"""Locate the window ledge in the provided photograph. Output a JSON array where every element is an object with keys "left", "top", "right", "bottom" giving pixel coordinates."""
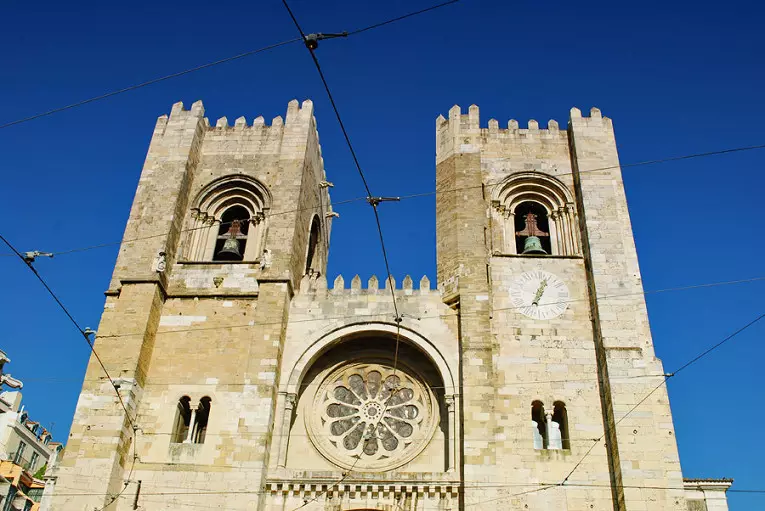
[
  {"left": 492, "top": 252, "right": 582, "bottom": 259},
  {"left": 177, "top": 260, "right": 261, "bottom": 265}
]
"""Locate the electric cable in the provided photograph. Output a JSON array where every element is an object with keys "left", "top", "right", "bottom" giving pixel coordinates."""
[
  {"left": 0, "top": 0, "right": 461, "bottom": 131},
  {"left": 86, "top": 274, "right": 765, "bottom": 339},
  {"left": 91, "top": 429, "right": 139, "bottom": 511},
  {"left": 276, "top": 2, "right": 415, "bottom": 505},
  {"left": 558, "top": 311, "right": 765, "bottom": 488},
  {"left": 0, "top": 232, "right": 136, "bottom": 429},
  {"left": 2, "top": 140, "right": 763, "bottom": 259}
]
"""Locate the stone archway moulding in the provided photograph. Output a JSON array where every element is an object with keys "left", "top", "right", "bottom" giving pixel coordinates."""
[{"left": 283, "top": 321, "right": 456, "bottom": 398}]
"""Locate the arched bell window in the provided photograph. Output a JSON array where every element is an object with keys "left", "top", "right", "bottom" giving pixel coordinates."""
[
  {"left": 183, "top": 176, "right": 271, "bottom": 262},
  {"left": 492, "top": 172, "right": 580, "bottom": 256},
  {"left": 214, "top": 206, "right": 250, "bottom": 262},
  {"left": 514, "top": 201, "right": 552, "bottom": 255}
]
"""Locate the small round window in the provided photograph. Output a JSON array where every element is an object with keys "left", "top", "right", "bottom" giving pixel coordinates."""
[{"left": 307, "top": 360, "right": 438, "bottom": 471}]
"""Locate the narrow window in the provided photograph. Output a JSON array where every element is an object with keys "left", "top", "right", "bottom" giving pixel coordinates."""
[
  {"left": 14, "top": 441, "right": 27, "bottom": 464},
  {"left": 305, "top": 216, "right": 321, "bottom": 275},
  {"left": 30, "top": 452, "right": 39, "bottom": 471},
  {"left": 192, "top": 397, "right": 212, "bottom": 444},
  {"left": 531, "top": 401, "right": 546, "bottom": 449},
  {"left": 552, "top": 401, "right": 570, "bottom": 450},
  {"left": 171, "top": 396, "right": 192, "bottom": 444},
  {"left": 214, "top": 206, "right": 250, "bottom": 261},
  {"left": 515, "top": 201, "right": 551, "bottom": 255}
]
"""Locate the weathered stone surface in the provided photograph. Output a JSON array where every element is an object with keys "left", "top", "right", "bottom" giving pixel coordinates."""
[{"left": 50, "top": 102, "right": 707, "bottom": 511}]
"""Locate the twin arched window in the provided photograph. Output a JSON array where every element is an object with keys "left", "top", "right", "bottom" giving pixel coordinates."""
[
  {"left": 531, "top": 400, "right": 570, "bottom": 450},
  {"left": 183, "top": 177, "right": 271, "bottom": 262},
  {"left": 171, "top": 396, "right": 212, "bottom": 444},
  {"left": 492, "top": 173, "right": 580, "bottom": 256}
]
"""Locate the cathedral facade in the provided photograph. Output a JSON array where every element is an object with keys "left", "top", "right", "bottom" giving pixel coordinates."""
[{"left": 49, "top": 100, "right": 730, "bottom": 510}]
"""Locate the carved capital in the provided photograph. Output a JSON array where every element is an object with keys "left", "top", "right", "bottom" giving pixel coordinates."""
[
  {"left": 252, "top": 211, "right": 266, "bottom": 225},
  {"left": 285, "top": 393, "right": 297, "bottom": 410}
]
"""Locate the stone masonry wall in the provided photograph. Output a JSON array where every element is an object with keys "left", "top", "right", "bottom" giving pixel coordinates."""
[{"left": 53, "top": 99, "right": 329, "bottom": 510}]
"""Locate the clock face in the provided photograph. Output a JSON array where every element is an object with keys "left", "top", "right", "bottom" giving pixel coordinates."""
[{"left": 509, "top": 270, "right": 570, "bottom": 320}]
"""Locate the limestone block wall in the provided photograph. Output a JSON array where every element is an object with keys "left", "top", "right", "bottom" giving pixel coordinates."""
[
  {"left": 434, "top": 105, "right": 687, "bottom": 510},
  {"left": 490, "top": 256, "right": 613, "bottom": 509},
  {"left": 570, "top": 108, "right": 685, "bottom": 510},
  {"left": 260, "top": 274, "right": 460, "bottom": 510},
  {"left": 53, "top": 99, "right": 331, "bottom": 511}
]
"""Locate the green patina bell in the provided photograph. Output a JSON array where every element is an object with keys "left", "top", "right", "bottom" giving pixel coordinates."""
[
  {"left": 521, "top": 236, "right": 547, "bottom": 255},
  {"left": 218, "top": 237, "right": 241, "bottom": 258}
]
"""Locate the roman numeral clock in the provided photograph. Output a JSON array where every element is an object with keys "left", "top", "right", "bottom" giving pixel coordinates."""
[{"left": 509, "top": 270, "right": 570, "bottom": 320}]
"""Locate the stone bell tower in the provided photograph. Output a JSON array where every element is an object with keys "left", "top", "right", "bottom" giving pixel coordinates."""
[
  {"left": 53, "top": 99, "right": 332, "bottom": 510},
  {"left": 435, "top": 105, "right": 687, "bottom": 510}
]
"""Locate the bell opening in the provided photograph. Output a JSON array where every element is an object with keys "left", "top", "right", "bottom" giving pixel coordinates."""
[
  {"left": 214, "top": 205, "right": 250, "bottom": 262},
  {"left": 514, "top": 201, "right": 551, "bottom": 255}
]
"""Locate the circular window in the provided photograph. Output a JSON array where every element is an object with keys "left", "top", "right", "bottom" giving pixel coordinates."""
[{"left": 307, "top": 360, "right": 438, "bottom": 471}]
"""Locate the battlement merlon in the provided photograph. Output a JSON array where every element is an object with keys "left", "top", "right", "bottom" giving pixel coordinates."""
[
  {"left": 297, "top": 274, "right": 438, "bottom": 296},
  {"left": 435, "top": 105, "right": 609, "bottom": 165},
  {"left": 155, "top": 98, "right": 318, "bottom": 134}
]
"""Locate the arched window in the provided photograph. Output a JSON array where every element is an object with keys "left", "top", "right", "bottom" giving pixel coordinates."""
[
  {"left": 514, "top": 201, "right": 551, "bottom": 255},
  {"left": 171, "top": 396, "right": 192, "bottom": 444},
  {"left": 531, "top": 401, "right": 547, "bottom": 449},
  {"left": 492, "top": 172, "right": 580, "bottom": 256},
  {"left": 214, "top": 205, "right": 250, "bottom": 261},
  {"left": 171, "top": 396, "right": 211, "bottom": 444},
  {"left": 183, "top": 176, "right": 271, "bottom": 262},
  {"left": 552, "top": 401, "right": 570, "bottom": 450},
  {"left": 192, "top": 397, "right": 212, "bottom": 444},
  {"left": 305, "top": 215, "right": 322, "bottom": 275}
]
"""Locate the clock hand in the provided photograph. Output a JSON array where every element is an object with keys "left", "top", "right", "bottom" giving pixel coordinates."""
[{"left": 532, "top": 279, "right": 548, "bottom": 306}]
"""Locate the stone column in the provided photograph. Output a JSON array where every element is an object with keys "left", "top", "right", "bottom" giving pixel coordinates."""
[
  {"left": 445, "top": 395, "right": 456, "bottom": 472},
  {"left": 548, "top": 211, "right": 560, "bottom": 255},
  {"left": 184, "top": 405, "right": 198, "bottom": 444},
  {"left": 277, "top": 393, "right": 297, "bottom": 468},
  {"left": 507, "top": 211, "right": 516, "bottom": 254},
  {"left": 566, "top": 203, "right": 578, "bottom": 254}
]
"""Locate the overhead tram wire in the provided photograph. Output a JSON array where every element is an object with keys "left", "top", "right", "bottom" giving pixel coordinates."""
[
  {"left": 0, "top": 38, "right": 301, "bottom": 130},
  {"left": 279, "top": 0, "right": 404, "bottom": 349},
  {"left": 277, "top": 2, "right": 463, "bottom": 508},
  {"left": 88, "top": 274, "right": 765, "bottom": 340},
  {"left": 0, "top": 0, "right": 461, "bottom": 131},
  {"left": 0, "top": 232, "right": 136, "bottom": 429},
  {"left": 2, "top": 140, "right": 764, "bottom": 260},
  {"left": 557, "top": 311, "right": 765, "bottom": 489}
]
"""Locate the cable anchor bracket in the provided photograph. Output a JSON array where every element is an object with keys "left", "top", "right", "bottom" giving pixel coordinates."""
[
  {"left": 367, "top": 197, "right": 401, "bottom": 207},
  {"left": 304, "top": 32, "right": 349, "bottom": 50},
  {"left": 23, "top": 251, "right": 54, "bottom": 264}
]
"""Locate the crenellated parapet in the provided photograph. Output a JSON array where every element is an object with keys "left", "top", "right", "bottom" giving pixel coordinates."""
[
  {"left": 297, "top": 273, "right": 437, "bottom": 296},
  {"left": 436, "top": 105, "right": 608, "bottom": 176},
  {"left": 156, "top": 99, "right": 324, "bottom": 165}
]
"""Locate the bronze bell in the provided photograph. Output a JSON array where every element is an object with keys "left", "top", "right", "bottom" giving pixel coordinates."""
[
  {"left": 217, "top": 220, "right": 243, "bottom": 259},
  {"left": 218, "top": 237, "right": 241, "bottom": 259},
  {"left": 521, "top": 236, "right": 547, "bottom": 255}
]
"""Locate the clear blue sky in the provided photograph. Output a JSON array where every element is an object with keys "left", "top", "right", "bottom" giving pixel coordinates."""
[{"left": 1, "top": 0, "right": 763, "bottom": 507}]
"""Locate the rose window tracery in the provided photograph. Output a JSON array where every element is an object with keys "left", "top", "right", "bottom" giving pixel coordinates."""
[{"left": 307, "top": 361, "right": 437, "bottom": 471}]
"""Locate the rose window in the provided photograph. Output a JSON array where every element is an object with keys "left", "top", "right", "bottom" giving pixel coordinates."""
[{"left": 307, "top": 361, "right": 437, "bottom": 471}]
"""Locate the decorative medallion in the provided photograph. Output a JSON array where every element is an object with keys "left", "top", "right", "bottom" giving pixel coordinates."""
[
  {"left": 307, "top": 360, "right": 437, "bottom": 471},
  {"left": 509, "top": 269, "right": 570, "bottom": 320}
]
